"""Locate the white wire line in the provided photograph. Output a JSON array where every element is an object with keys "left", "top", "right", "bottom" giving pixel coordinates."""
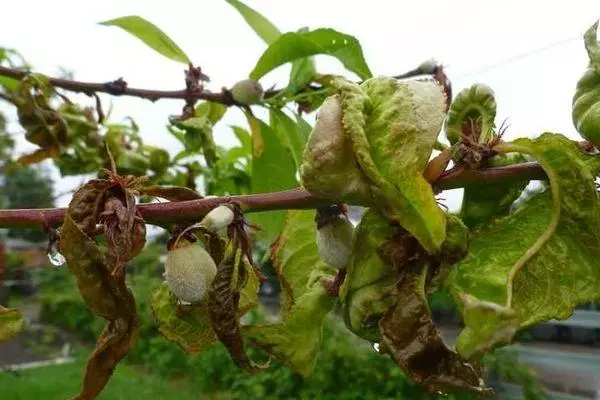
[{"left": 450, "top": 35, "right": 581, "bottom": 79}]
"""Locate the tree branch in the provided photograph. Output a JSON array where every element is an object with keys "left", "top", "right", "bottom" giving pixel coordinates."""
[
  {"left": 0, "top": 162, "right": 545, "bottom": 230},
  {"left": 0, "top": 66, "right": 238, "bottom": 105}
]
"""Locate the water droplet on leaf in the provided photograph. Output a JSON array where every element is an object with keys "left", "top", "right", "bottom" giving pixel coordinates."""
[{"left": 48, "top": 249, "right": 66, "bottom": 266}]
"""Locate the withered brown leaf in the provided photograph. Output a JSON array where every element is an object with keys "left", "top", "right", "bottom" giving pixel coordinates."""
[
  {"left": 208, "top": 238, "right": 264, "bottom": 373},
  {"left": 378, "top": 267, "right": 493, "bottom": 396},
  {"left": 59, "top": 174, "right": 144, "bottom": 399}
]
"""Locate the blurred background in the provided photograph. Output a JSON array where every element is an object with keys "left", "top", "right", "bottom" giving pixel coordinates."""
[{"left": 1, "top": 1, "right": 600, "bottom": 399}]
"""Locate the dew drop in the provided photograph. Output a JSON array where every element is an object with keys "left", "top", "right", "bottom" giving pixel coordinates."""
[
  {"left": 46, "top": 231, "right": 65, "bottom": 267},
  {"left": 48, "top": 249, "right": 66, "bottom": 267}
]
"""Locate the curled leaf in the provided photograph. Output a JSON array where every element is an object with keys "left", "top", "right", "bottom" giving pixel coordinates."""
[
  {"left": 0, "top": 305, "right": 24, "bottom": 342},
  {"left": 244, "top": 266, "right": 335, "bottom": 378},
  {"left": 301, "top": 76, "right": 447, "bottom": 253},
  {"left": 449, "top": 133, "right": 600, "bottom": 359},
  {"left": 379, "top": 267, "right": 493, "bottom": 395},
  {"left": 340, "top": 208, "right": 490, "bottom": 394},
  {"left": 244, "top": 210, "right": 336, "bottom": 377},
  {"left": 572, "top": 20, "right": 600, "bottom": 148},
  {"left": 13, "top": 76, "right": 68, "bottom": 165},
  {"left": 208, "top": 240, "right": 263, "bottom": 372},
  {"left": 445, "top": 84, "right": 497, "bottom": 145},
  {"left": 59, "top": 172, "right": 146, "bottom": 399}
]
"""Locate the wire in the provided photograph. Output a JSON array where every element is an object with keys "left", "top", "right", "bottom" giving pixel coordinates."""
[{"left": 452, "top": 35, "right": 581, "bottom": 79}]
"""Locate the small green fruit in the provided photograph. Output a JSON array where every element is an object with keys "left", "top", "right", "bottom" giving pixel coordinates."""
[
  {"left": 163, "top": 239, "right": 217, "bottom": 304},
  {"left": 316, "top": 216, "right": 354, "bottom": 269},
  {"left": 231, "top": 79, "right": 264, "bottom": 105}
]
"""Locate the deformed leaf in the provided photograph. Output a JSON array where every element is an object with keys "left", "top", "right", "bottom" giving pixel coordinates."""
[
  {"left": 243, "top": 209, "right": 335, "bottom": 377},
  {"left": 16, "top": 146, "right": 59, "bottom": 165},
  {"left": 444, "top": 84, "right": 497, "bottom": 145},
  {"left": 329, "top": 77, "right": 447, "bottom": 253},
  {"left": 13, "top": 76, "right": 68, "bottom": 165},
  {"left": 379, "top": 267, "right": 493, "bottom": 395},
  {"left": 59, "top": 173, "right": 145, "bottom": 399},
  {"left": 244, "top": 266, "right": 335, "bottom": 378},
  {"left": 572, "top": 20, "right": 600, "bottom": 148},
  {"left": 225, "top": 0, "right": 281, "bottom": 44},
  {"left": 0, "top": 306, "right": 24, "bottom": 342},
  {"left": 208, "top": 240, "right": 262, "bottom": 372},
  {"left": 99, "top": 16, "right": 190, "bottom": 64},
  {"left": 340, "top": 208, "right": 490, "bottom": 394},
  {"left": 448, "top": 133, "right": 600, "bottom": 359},
  {"left": 61, "top": 213, "right": 138, "bottom": 399},
  {"left": 249, "top": 28, "right": 372, "bottom": 80}
]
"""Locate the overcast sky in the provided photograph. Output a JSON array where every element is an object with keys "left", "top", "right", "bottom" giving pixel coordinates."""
[{"left": 1, "top": 0, "right": 599, "bottom": 210}]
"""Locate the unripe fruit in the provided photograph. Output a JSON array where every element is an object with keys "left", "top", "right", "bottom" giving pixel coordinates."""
[
  {"left": 200, "top": 205, "right": 235, "bottom": 232},
  {"left": 231, "top": 79, "right": 264, "bottom": 105},
  {"left": 163, "top": 239, "right": 217, "bottom": 304},
  {"left": 316, "top": 216, "right": 354, "bottom": 269}
]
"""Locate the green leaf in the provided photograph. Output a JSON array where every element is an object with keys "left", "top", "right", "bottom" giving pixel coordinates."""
[
  {"left": 150, "top": 283, "right": 216, "bottom": 355},
  {"left": 0, "top": 306, "right": 24, "bottom": 342},
  {"left": 246, "top": 114, "right": 298, "bottom": 244},
  {"left": 278, "top": 27, "right": 317, "bottom": 98},
  {"left": 195, "top": 102, "right": 228, "bottom": 124},
  {"left": 249, "top": 28, "right": 372, "bottom": 80},
  {"left": 225, "top": 0, "right": 281, "bottom": 44},
  {"left": 244, "top": 270, "right": 335, "bottom": 378},
  {"left": 173, "top": 117, "right": 218, "bottom": 167},
  {"left": 99, "top": 16, "right": 190, "bottom": 64},
  {"left": 448, "top": 133, "right": 600, "bottom": 359},
  {"left": 231, "top": 125, "right": 251, "bottom": 153},
  {"left": 460, "top": 152, "right": 528, "bottom": 230},
  {"left": 270, "top": 210, "right": 334, "bottom": 316},
  {"left": 269, "top": 108, "right": 308, "bottom": 169},
  {"left": 244, "top": 210, "right": 336, "bottom": 377}
]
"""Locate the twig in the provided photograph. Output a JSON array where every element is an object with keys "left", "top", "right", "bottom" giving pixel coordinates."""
[
  {"left": 0, "top": 66, "right": 238, "bottom": 105},
  {"left": 0, "top": 162, "right": 546, "bottom": 230}
]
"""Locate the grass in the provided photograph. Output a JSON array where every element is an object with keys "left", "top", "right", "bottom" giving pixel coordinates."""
[{"left": 0, "top": 357, "right": 211, "bottom": 399}]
